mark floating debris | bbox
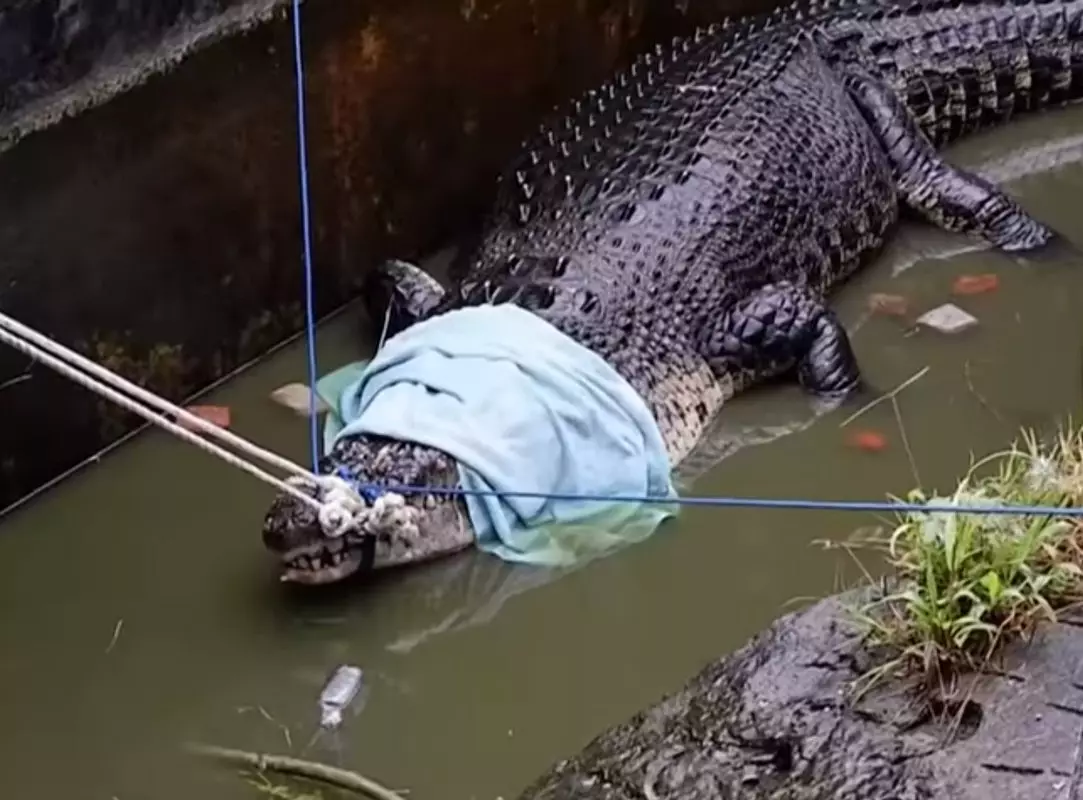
[180,405,231,430]
[916,303,978,334]
[866,292,909,317]
[952,273,1000,296]
[318,665,364,730]
[846,429,888,452]
[270,383,331,417]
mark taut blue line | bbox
[291,0,321,471]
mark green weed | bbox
[841,426,1083,698]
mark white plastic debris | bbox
[269,383,330,417]
[916,303,978,334]
[318,665,364,729]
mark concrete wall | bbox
[0,0,779,510]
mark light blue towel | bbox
[316,304,678,567]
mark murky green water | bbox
[4,106,1083,800]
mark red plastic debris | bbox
[867,293,909,317]
[180,405,231,431]
[846,429,888,452]
[952,274,1000,296]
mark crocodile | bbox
[262,0,1080,585]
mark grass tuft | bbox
[839,425,1083,698]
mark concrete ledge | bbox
[518,590,1083,799]
[0,0,287,153]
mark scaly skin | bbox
[263,0,1083,585]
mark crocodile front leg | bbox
[844,71,1060,254]
[361,259,447,343]
[702,281,862,399]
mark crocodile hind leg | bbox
[844,72,1061,254]
[702,281,862,399]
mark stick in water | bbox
[184,742,407,800]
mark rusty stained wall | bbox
[0,0,785,509]
[307,0,794,272]
[301,0,655,290]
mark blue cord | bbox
[292,0,321,471]
[286,1,1083,523]
[330,474,1083,518]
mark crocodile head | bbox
[261,433,473,585]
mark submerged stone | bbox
[917,303,979,334]
[866,292,909,317]
[518,591,1083,799]
[179,404,231,430]
[269,383,330,417]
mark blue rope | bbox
[328,471,1083,518]
[292,0,321,471]
[286,1,1083,524]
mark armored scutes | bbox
[264,0,1080,584]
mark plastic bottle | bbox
[318,665,364,729]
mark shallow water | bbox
[4,105,1083,800]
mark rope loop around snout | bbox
[285,472,410,539]
[284,473,364,538]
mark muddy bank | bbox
[518,591,1083,799]
[0,0,789,510]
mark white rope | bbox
[0,324,324,509]
[0,313,372,531]
[0,312,312,480]
[376,302,392,353]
